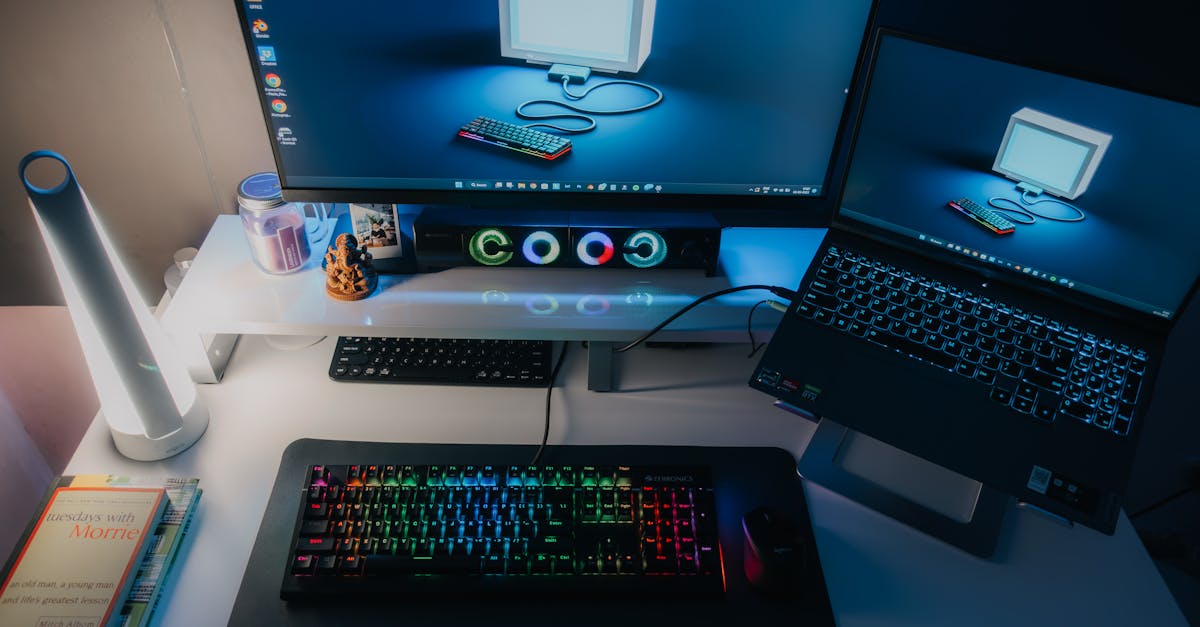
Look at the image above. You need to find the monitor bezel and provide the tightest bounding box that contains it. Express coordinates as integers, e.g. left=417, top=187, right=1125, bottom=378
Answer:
left=233, top=0, right=879, bottom=228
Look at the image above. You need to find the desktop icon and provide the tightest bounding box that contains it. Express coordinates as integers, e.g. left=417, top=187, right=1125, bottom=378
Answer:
left=271, top=99, right=287, bottom=113
left=264, top=73, right=282, bottom=88
left=252, top=18, right=269, bottom=33
left=257, top=46, right=276, bottom=63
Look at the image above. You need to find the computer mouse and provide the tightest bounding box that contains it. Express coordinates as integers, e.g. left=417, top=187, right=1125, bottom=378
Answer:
left=742, top=506, right=809, bottom=595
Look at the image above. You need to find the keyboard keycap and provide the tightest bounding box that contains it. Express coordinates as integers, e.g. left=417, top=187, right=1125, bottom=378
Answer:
left=331, top=337, right=553, bottom=387
left=284, top=464, right=724, bottom=599
left=803, top=247, right=1146, bottom=439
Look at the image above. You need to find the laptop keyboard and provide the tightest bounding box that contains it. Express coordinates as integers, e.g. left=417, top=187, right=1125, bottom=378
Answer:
left=796, top=246, right=1146, bottom=437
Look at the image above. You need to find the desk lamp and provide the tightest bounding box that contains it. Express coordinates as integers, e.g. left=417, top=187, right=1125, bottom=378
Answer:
left=19, top=151, right=208, bottom=461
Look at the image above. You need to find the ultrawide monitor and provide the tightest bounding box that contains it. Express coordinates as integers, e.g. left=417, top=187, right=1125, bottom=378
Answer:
left=235, top=1, right=875, bottom=222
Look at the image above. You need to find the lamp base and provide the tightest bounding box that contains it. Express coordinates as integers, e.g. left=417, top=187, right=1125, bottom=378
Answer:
left=106, top=397, right=209, bottom=461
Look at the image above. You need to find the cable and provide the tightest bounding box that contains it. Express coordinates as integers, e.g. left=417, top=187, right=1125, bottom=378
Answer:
left=987, top=191, right=1086, bottom=224
left=529, top=341, right=571, bottom=466
left=746, top=299, right=770, bottom=358
left=515, top=75, right=664, bottom=134
left=614, top=284, right=798, bottom=354
left=1128, top=486, right=1193, bottom=520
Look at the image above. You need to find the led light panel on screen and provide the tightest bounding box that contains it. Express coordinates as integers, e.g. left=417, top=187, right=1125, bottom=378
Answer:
left=992, top=107, right=1112, bottom=199
left=499, top=0, right=655, bottom=73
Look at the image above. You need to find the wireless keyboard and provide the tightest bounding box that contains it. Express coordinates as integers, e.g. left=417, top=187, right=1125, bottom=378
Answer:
left=283, top=463, right=723, bottom=599
left=329, top=337, right=553, bottom=387
left=457, top=116, right=572, bottom=160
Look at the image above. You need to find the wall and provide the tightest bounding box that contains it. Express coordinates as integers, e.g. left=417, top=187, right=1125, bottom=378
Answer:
left=0, top=307, right=93, bottom=561
left=0, top=0, right=273, bottom=307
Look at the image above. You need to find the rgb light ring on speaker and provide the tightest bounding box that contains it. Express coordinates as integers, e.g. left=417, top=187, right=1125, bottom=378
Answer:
left=622, top=230, right=668, bottom=268
left=467, top=228, right=513, bottom=266
left=521, top=230, right=561, bottom=265
left=576, top=295, right=611, bottom=316
left=525, top=295, right=559, bottom=315
left=576, top=231, right=615, bottom=266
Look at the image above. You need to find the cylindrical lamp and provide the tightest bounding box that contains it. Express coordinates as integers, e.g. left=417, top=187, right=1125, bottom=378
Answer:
left=19, top=151, right=207, bottom=461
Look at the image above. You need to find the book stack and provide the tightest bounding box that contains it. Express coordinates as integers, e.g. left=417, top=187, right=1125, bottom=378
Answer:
left=0, top=475, right=201, bottom=627
left=118, top=478, right=202, bottom=627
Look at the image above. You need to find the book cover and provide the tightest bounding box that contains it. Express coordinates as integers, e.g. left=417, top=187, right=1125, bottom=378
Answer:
left=118, top=478, right=201, bottom=627
left=0, top=476, right=168, bottom=627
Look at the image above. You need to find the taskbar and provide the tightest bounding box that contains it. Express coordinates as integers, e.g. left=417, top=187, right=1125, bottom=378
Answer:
left=285, top=176, right=822, bottom=197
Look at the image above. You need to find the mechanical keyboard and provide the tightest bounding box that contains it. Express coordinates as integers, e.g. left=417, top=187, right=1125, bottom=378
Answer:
left=284, top=463, right=724, bottom=599
left=457, top=116, right=572, bottom=160
left=797, top=246, right=1147, bottom=436
left=329, top=337, right=553, bottom=386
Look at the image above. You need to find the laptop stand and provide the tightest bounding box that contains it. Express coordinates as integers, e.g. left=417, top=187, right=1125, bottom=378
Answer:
left=796, top=417, right=1010, bottom=558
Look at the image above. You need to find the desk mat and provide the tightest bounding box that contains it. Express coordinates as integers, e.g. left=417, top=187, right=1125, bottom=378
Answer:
left=229, top=439, right=834, bottom=626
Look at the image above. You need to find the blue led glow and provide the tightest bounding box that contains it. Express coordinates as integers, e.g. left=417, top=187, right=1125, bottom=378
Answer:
left=622, top=230, right=667, bottom=268
left=521, top=230, right=562, bottom=265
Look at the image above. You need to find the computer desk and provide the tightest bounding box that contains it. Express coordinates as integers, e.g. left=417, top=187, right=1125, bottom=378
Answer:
left=63, top=217, right=1186, bottom=625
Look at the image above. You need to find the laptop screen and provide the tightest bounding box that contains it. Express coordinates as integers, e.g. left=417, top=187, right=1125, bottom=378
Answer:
left=838, top=33, right=1200, bottom=321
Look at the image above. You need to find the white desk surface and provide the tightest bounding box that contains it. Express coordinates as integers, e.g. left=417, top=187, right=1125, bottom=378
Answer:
left=64, top=335, right=1185, bottom=626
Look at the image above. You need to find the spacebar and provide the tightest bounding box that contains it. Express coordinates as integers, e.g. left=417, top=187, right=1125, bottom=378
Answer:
left=387, top=368, right=477, bottom=382
left=865, top=330, right=957, bottom=371
left=363, top=555, right=480, bottom=575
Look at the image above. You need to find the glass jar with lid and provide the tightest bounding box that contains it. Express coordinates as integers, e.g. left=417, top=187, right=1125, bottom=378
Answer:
left=236, top=172, right=330, bottom=274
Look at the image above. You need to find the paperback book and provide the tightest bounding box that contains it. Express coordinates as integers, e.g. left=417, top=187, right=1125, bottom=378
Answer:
left=0, top=475, right=168, bottom=627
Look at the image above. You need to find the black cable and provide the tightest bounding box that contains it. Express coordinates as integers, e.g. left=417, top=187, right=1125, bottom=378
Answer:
left=1129, top=486, right=1195, bottom=520
left=516, top=76, right=664, bottom=134
left=987, top=192, right=1086, bottom=223
left=529, top=341, right=570, bottom=466
left=614, top=284, right=798, bottom=354
left=747, top=299, right=770, bottom=358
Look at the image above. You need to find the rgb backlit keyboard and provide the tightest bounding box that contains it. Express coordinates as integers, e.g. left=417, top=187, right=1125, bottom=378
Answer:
left=283, top=463, right=724, bottom=599
left=457, top=116, right=572, bottom=160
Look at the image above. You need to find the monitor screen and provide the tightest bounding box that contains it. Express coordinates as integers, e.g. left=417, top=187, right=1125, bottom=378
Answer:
left=235, top=0, right=874, bottom=219
left=837, top=33, right=1200, bottom=321
left=499, top=0, right=654, bottom=73
left=992, top=107, right=1111, bottom=200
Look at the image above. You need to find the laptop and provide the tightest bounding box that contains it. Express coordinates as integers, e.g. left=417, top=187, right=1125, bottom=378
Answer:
left=750, top=29, right=1200, bottom=535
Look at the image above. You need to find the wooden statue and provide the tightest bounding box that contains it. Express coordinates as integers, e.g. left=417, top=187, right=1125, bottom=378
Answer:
left=324, top=233, right=378, bottom=301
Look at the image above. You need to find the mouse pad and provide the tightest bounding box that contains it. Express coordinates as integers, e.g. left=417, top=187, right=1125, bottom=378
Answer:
left=229, top=439, right=835, bottom=626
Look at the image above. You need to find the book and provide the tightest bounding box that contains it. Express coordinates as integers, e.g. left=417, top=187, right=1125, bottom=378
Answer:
left=117, top=478, right=201, bottom=627
left=0, top=475, right=169, bottom=627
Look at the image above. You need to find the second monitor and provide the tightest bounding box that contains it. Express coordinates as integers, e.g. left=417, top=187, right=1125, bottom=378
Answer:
left=235, top=0, right=876, bottom=222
